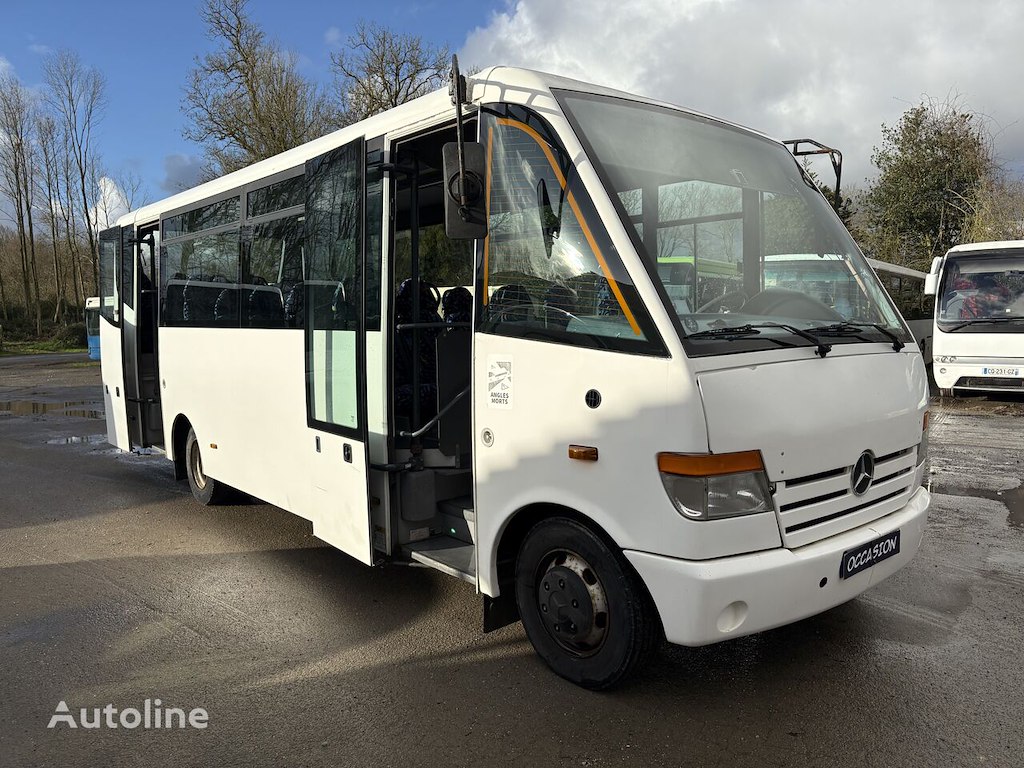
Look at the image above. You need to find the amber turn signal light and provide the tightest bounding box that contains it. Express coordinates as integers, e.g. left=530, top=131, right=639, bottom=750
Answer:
left=568, top=445, right=599, bottom=462
left=657, top=450, right=765, bottom=477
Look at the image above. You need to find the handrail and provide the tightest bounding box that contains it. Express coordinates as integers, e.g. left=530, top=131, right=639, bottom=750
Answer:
left=396, top=321, right=471, bottom=331
left=399, top=385, right=470, bottom=438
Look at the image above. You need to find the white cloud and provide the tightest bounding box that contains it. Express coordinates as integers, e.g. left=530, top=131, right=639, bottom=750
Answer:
left=91, top=176, right=131, bottom=231
left=0, top=56, right=12, bottom=76
left=324, top=26, right=343, bottom=47
left=28, top=43, right=53, bottom=56
left=460, top=0, right=1024, bottom=188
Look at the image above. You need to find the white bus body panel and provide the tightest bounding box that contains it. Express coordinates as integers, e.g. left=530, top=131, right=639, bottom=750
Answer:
left=99, top=316, right=130, bottom=450
left=160, top=328, right=372, bottom=564
left=932, top=330, right=1024, bottom=390
left=472, top=337, right=788, bottom=596
left=698, top=349, right=928, bottom=482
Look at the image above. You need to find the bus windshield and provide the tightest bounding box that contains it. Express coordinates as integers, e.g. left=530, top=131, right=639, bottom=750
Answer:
left=557, top=91, right=907, bottom=355
left=937, top=252, right=1024, bottom=327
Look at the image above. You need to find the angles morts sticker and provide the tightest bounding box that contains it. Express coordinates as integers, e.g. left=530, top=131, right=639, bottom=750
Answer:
left=487, top=356, right=513, bottom=410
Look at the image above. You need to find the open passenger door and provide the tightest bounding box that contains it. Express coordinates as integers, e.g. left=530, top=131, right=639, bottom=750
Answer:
left=98, top=226, right=130, bottom=450
left=303, top=138, right=374, bottom=566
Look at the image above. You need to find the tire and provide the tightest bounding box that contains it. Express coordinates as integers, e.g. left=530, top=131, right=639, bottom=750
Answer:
left=515, top=517, right=662, bottom=690
left=185, top=427, right=228, bottom=505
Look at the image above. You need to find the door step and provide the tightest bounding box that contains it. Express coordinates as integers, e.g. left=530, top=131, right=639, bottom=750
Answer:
left=438, top=495, right=475, bottom=544
left=403, top=535, right=476, bottom=584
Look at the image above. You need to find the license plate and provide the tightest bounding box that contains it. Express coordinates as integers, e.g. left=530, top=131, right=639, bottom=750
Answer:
left=839, top=530, right=901, bottom=579
left=983, top=367, right=1019, bottom=376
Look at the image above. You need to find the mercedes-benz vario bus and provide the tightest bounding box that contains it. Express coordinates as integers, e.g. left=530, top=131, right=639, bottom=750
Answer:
left=926, top=241, right=1024, bottom=396
left=99, top=64, right=931, bottom=689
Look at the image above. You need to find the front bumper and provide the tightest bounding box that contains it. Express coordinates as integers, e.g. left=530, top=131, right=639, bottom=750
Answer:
left=625, top=486, right=931, bottom=647
left=933, top=358, right=1024, bottom=391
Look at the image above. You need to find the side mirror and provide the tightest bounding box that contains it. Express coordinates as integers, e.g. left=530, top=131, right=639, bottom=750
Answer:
left=924, top=273, right=937, bottom=295
left=442, top=142, right=487, bottom=240
left=929, top=256, right=942, bottom=275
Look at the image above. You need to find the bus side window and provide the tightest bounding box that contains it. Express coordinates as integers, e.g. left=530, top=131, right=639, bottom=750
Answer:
left=162, top=232, right=240, bottom=327
left=478, top=108, right=655, bottom=351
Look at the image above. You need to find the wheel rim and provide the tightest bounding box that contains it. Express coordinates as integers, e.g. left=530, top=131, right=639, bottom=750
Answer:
left=189, top=440, right=207, bottom=490
left=535, top=550, right=609, bottom=657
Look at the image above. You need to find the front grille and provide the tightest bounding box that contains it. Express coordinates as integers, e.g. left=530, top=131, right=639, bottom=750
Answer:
left=773, top=447, right=917, bottom=548
left=784, top=488, right=906, bottom=533
left=956, top=376, right=1024, bottom=390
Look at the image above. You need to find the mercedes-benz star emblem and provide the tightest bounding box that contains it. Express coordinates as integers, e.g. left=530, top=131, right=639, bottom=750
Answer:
left=851, top=451, right=875, bottom=496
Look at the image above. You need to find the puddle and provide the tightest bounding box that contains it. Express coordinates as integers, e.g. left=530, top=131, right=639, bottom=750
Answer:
left=43, top=434, right=162, bottom=456
left=0, top=400, right=104, bottom=419
left=45, top=434, right=108, bottom=445
left=933, top=482, right=1024, bottom=528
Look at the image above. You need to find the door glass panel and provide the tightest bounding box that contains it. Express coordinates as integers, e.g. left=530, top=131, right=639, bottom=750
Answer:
left=365, top=140, right=384, bottom=331
left=99, top=228, right=119, bottom=324
left=305, top=139, right=363, bottom=432
left=121, top=227, right=135, bottom=310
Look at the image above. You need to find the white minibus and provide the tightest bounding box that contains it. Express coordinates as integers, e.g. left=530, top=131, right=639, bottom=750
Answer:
left=926, top=241, right=1024, bottom=396
left=99, top=63, right=931, bottom=688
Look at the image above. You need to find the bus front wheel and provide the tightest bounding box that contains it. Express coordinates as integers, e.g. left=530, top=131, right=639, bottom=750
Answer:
left=515, top=517, right=662, bottom=689
left=185, top=427, right=228, bottom=505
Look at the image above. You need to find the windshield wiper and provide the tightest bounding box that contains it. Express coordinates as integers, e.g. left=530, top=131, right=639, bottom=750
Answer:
left=689, top=323, right=831, bottom=357
left=807, top=322, right=906, bottom=351
left=941, top=316, right=1024, bottom=332
left=688, top=323, right=762, bottom=339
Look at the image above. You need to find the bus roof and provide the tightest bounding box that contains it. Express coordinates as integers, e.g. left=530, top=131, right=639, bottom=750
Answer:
left=116, top=66, right=778, bottom=231
left=947, top=240, right=1024, bottom=255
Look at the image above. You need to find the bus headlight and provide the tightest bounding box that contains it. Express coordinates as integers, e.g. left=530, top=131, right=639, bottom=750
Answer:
left=658, top=451, right=773, bottom=521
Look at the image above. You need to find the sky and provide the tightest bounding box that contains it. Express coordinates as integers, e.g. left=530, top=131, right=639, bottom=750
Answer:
left=2, top=0, right=1023, bottom=216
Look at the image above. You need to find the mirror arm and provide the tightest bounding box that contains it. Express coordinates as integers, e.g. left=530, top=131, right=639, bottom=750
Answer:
left=450, top=55, right=471, bottom=218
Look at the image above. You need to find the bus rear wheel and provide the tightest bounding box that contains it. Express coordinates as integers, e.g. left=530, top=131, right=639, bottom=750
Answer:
left=185, top=427, right=228, bottom=505
left=515, top=517, right=662, bottom=690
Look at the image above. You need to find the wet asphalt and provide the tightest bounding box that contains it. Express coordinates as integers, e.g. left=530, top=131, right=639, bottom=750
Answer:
left=1, top=354, right=1022, bottom=768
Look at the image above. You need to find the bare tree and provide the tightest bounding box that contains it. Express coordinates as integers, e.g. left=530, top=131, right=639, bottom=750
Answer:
left=57, top=121, right=86, bottom=310
left=183, top=0, right=338, bottom=178
left=43, top=49, right=106, bottom=296
left=0, top=73, right=31, bottom=313
left=112, top=167, right=147, bottom=212
left=36, top=114, right=68, bottom=323
left=91, top=165, right=120, bottom=232
left=330, top=21, right=450, bottom=124
left=963, top=174, right=1024, bottom=243
left=0, top=225, right=10, bottom=321
left=0, top=72, right=43, bottom=334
